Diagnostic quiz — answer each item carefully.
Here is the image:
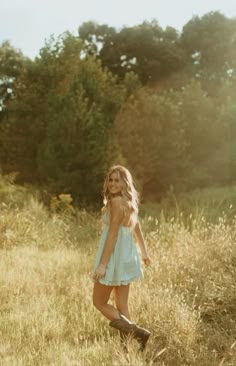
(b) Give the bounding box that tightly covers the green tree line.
[0,11,236,204]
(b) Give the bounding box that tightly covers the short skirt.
[93,225,143,286]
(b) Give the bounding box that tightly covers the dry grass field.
[0,175,236,365]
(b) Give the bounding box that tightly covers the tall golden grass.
[0,175,235,365]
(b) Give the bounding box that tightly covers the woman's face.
[108,171,123,195]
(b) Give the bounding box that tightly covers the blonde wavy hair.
[103,165,139,226]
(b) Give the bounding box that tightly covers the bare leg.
[113,284,130,319]
[93,282,120,320]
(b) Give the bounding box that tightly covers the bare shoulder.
[110,196,130,215]
[108,196,125,223]
[110,195,124,209]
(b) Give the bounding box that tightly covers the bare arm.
[134,220,151,266]
[93,197,124,280]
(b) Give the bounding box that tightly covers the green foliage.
[221,96,236,181]
[141,185,236,227]
[181,11,236,81]
[0,33,134,204]
[1,14,236,205]
[178,81,230,188]
[79,21,116,55]
[37,53,126,204]
[114,79,234,199]
[79,20,185,83]
[0,172,40,208]
[50,193,75,215]
[0,41,25,113]
[113,87,187,198]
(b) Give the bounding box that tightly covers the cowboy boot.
[110,313,150,351]
[119,330,129,352]
[132,324,151,351]
[118,319,135,352]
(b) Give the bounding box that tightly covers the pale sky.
[1,0,236,59]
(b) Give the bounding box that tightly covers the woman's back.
[105,196,136,229]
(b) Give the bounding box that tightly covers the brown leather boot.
[110,313,150,351]
[119,330,129,352]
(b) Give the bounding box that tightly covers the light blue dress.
[93,212,143,286]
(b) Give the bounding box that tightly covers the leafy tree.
[114,80,232,199]
[79,20,186,84]
[36,53,127,204]
[2,17,236,205]
[113,88,187,199]
[178,81,230,188]
[217,92,236,182]
[0,41,25,114]
[180,12,236,84]
[0,31,138,203]
[0,33,85,180]
[78,21,116,56]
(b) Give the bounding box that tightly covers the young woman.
[92,165,151,351]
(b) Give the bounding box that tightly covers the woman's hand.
[92,264,106,281]
[142,253,151,267]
